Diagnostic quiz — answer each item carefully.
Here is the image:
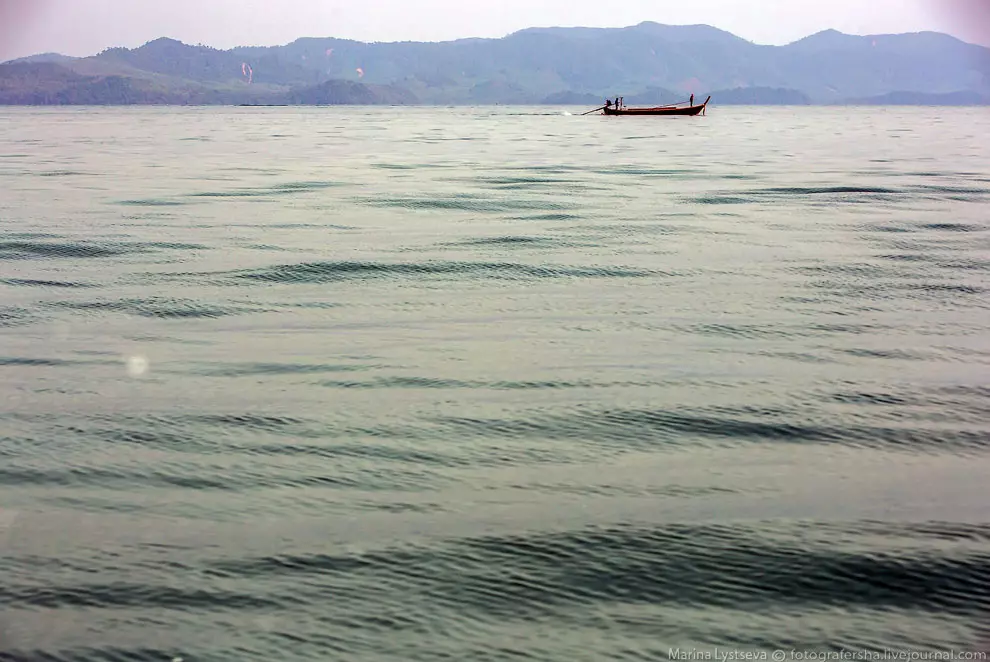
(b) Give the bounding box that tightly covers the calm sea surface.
[1,106,989,661]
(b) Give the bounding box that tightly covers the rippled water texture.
[2,106,990,660]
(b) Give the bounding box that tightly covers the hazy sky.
[2,0,989,61]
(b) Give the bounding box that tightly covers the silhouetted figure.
[690,94,694,105]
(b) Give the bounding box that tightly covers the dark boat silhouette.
[600,96,710,116]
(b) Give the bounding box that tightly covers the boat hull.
[603,96,710,116]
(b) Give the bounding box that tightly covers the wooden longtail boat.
[602,96,710,116]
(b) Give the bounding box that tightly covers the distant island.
[2,22,988,106]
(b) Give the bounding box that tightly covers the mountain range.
[2,22,988,105]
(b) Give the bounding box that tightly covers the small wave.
[37,170,86,177]
[49,297,263,319]
[429,404,989,452]
[117,198,188,206]
[692,184,990,207]
[685,323,792,340]
[511,213,582,221]
[189,413,311,431]
[693,195,752,205]
[0,357,100,367]
[146,241,210,250]
[181,362,373,377]
[222,260,657,284]
[447,175,601,193]
[364,195,572,213]
[597,168,699,176]
[0,458,440,493]
[446,235,578,249]
[842,348,934,360]
[0,466,240,491]
[317,376,639,390]
[0,648,190,662]
[871,224,915,233]
[191,521,990,622]
[473,176,571,185]
[829,391,915,407]
[0,582,282,610]
[0,278,95,288]
[916,184,990,195]
[0,307,38,328]
[186,180,342,199]
[762,186,900,195]
[920,222,979,232]
[0,241,146,260]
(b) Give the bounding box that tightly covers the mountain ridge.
[2,23,988,106]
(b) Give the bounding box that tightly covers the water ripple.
[3,106,990,659]
[215,260,659,284]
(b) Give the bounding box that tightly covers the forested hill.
[2,22,988,105]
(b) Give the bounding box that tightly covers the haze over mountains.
[2,22,988,105]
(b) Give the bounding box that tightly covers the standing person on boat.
[690,93,694,106]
